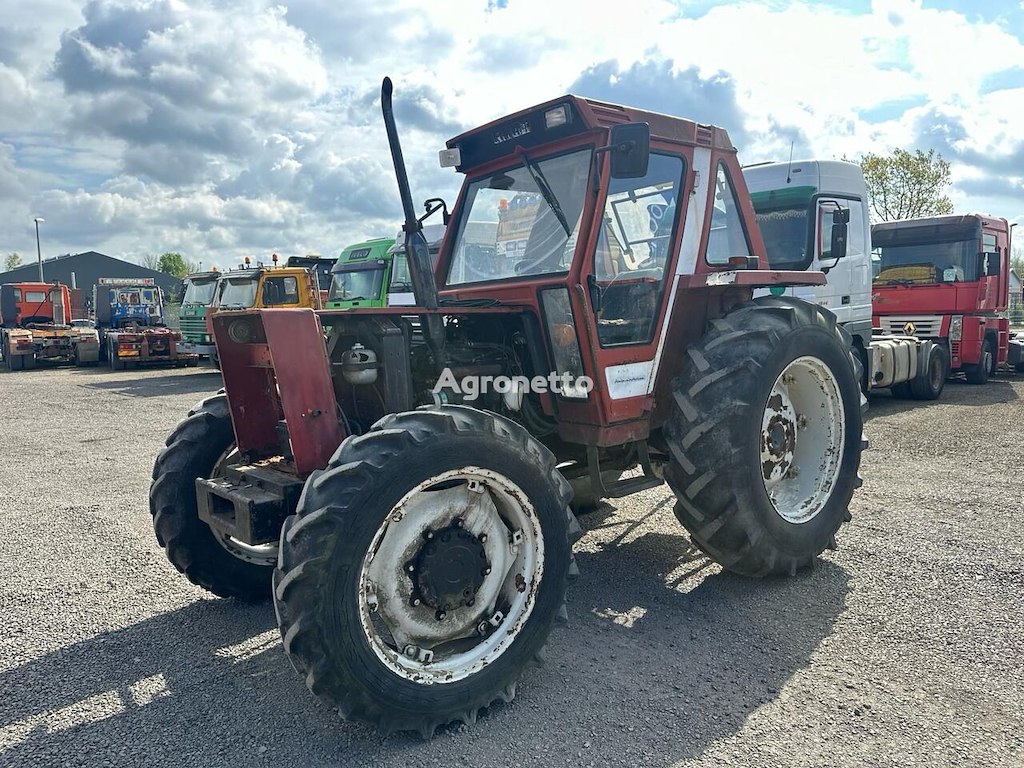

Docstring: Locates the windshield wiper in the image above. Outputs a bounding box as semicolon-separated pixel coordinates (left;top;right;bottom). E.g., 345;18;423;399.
518;149;571;236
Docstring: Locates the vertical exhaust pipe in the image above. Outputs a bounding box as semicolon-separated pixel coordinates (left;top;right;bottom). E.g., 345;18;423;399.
381;77;440;311
380;77;446;364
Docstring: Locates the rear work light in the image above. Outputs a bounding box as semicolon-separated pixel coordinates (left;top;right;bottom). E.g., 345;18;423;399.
438;147;461;168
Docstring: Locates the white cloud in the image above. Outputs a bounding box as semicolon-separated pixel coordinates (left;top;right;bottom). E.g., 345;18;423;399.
0;0;1021;265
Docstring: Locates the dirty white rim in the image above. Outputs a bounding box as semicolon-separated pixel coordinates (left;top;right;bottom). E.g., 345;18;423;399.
209;446;279;566
760;356;846;525
358;467;543;684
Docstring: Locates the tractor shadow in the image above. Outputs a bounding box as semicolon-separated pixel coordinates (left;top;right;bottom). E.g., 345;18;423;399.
69;365;223;398
0;532;848;768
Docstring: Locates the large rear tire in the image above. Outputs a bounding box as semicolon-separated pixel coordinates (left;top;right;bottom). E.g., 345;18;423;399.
664;297;863;577
149;394;274;600
273;405;580;737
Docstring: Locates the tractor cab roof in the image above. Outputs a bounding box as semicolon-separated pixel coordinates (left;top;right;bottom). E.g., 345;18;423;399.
445;94;734;173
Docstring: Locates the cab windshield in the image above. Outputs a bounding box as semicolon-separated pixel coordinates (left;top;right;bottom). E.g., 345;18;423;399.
874;239;977;285
218;277;259;308
446;148;591;285
329;267;385;302
755;206;809;270
182;278;218;305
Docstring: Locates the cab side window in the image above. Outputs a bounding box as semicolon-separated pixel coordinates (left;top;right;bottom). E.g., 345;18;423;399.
263;276;299;305
592;152;685;346
706;163;753;265
817;198;865;262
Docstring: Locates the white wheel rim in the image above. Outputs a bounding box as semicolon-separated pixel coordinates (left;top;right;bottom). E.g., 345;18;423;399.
358;467;543;685
209;446;279;566
760;356;846;524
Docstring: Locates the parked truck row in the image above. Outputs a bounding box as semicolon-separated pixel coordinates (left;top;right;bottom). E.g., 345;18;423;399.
743;159;1021;399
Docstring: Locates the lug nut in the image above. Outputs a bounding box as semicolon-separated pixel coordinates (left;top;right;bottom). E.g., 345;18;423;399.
436;610;447;621
478;533;487;543
410;597;421;607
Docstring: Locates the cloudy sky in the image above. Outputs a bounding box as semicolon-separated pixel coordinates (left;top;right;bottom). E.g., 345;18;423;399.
1;0;1022;269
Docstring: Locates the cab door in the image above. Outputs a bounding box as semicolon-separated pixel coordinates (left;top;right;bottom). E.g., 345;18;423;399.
577;148;693;424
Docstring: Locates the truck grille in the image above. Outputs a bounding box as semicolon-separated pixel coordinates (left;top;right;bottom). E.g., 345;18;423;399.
879;315;942;338
179;315;208;340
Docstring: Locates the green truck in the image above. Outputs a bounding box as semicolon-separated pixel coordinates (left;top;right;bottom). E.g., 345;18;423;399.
326;225;445;309
177;270;222;359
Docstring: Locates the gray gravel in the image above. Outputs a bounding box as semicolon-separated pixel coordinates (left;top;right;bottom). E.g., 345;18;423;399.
1;364;1022;767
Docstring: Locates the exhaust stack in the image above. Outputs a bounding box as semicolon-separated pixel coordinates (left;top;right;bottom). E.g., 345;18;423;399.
380;77;446;366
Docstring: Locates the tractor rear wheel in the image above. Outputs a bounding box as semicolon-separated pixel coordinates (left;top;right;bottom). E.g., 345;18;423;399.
149;393;274;600
664;297;863;577
273;405;579;737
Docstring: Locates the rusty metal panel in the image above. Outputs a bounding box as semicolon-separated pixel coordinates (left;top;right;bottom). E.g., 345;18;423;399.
260;309;345;475
213;311;280;461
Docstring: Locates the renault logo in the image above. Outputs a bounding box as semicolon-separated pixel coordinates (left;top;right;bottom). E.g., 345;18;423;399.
904;321;917;335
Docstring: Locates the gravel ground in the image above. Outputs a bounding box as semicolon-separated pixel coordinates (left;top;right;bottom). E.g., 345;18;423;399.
0;363;1022;767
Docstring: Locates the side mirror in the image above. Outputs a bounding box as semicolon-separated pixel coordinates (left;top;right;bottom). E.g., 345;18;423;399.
829;207;850;261
607;123;650;179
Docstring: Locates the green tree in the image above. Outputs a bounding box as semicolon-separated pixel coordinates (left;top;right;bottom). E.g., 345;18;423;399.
141;253;161;270
1012;241;1023;278
4;252;21;271
157;252;190;277
846;148;953;222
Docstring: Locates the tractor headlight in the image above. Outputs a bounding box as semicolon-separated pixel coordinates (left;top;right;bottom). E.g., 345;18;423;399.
228;318;256;344
949;315;963;342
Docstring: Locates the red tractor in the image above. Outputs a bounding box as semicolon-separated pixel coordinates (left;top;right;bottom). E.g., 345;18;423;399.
150;79;864;736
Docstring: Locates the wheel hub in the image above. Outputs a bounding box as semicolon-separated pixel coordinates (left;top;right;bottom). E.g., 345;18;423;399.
761;390;797;482
413;523;488;611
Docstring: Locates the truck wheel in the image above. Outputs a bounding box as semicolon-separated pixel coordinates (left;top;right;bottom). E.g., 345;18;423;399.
274;405;579;737
909;344;949;400
149;394;274;600
964;337;994;385
664;297;863;577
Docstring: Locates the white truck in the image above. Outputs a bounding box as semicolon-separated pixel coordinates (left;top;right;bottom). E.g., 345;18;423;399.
743;159;948;399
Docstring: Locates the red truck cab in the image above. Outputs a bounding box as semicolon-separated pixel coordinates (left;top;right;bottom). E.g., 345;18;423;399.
872;213;1011;383
0;282;72;327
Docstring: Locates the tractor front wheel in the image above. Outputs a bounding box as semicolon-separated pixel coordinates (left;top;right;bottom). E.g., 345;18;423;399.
149;394;275;600
273;405;579;737
664;297;863;577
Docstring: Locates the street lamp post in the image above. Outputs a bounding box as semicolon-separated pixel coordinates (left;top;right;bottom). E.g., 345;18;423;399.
33;217;45;282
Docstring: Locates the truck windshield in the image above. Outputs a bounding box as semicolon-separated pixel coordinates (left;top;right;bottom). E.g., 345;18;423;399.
754;206;809;270
218;277;259;307
329;267;385;301
182;278;218;305
873;239;977;285
446;148;591;285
